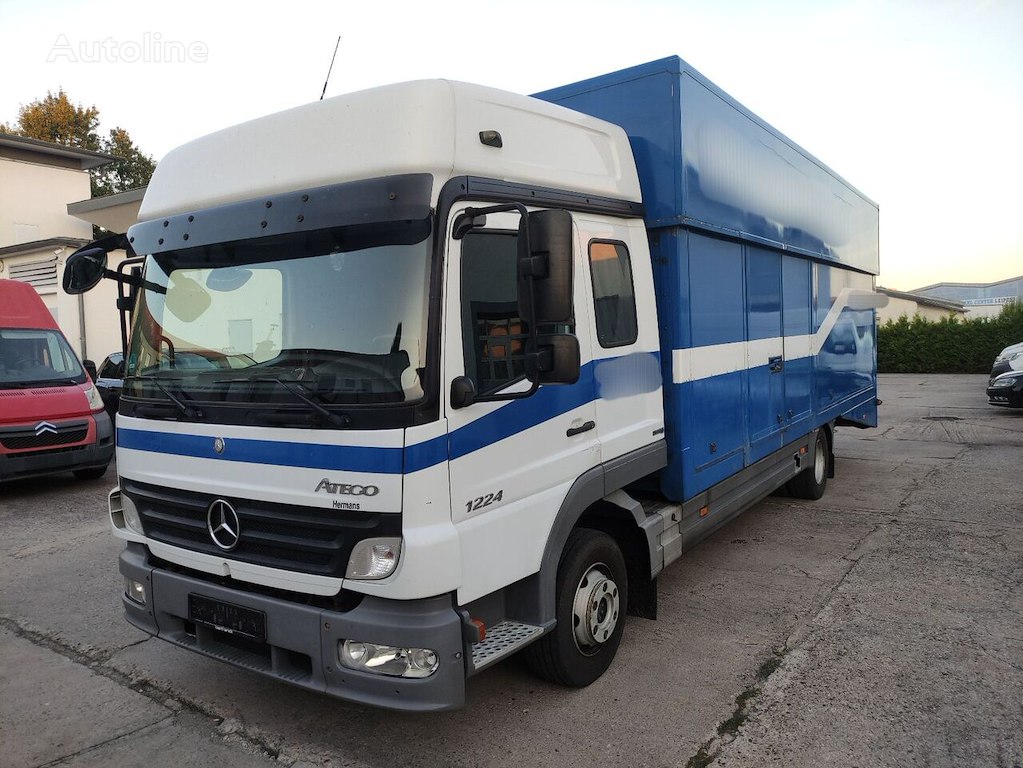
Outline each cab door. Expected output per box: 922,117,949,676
443,205,599,604
577,215,663,465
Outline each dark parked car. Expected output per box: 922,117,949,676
989,341,1023,380
95,352,124,420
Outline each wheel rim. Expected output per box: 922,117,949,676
572,563,620,654
813,437,826,484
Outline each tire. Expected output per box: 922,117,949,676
525,528,628,687
788,429,829,500
73,465,109,481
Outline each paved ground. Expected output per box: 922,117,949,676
1,374,1020,768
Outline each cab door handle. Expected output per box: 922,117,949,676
566,420,596,437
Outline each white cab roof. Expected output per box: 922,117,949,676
139,80,641,221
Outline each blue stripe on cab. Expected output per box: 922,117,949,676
117,428,404,474
403,434,448,474
447,364,596,461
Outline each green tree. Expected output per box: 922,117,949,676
2,89,154,197
91,127,157,197
1,89,101,150
878,300,1023,373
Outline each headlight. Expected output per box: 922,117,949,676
991,376,1021,388
110,490,144,535
121,494,144,534
339,640,439,678
84,383,105,412
345,537,401,579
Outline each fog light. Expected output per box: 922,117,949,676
345,537,401,580
339,639,439,678
124,577,146,605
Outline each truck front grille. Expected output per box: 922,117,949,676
121,479,401,579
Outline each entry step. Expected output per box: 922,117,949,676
471,621,543,671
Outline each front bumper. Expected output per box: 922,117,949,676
0,410,114,481
118,544,467,711
986,382,1023,408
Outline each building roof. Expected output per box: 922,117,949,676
0,132,117,171
877,287,966,313
912,275,1023,292
68,186,145,234
0,236,89,259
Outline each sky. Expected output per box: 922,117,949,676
1,0,1020,291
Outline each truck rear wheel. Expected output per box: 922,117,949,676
788,429,829,500
525,528,628,687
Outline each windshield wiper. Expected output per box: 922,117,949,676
4,378,79,388
130,375,203,420
231,376,350,428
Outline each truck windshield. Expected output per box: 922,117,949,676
125,219,432,414
0,328,86,387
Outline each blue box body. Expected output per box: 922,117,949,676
537,57,880,502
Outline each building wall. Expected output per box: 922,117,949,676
0,155,123,362
0,157,93,245
877,295,963,325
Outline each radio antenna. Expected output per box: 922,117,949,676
320,36,341,100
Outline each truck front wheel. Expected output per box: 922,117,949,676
525,528,628,687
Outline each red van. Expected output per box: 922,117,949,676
0,279,113,483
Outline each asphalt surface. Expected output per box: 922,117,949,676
1,374,1020,768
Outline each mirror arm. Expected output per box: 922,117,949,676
471,377,539,405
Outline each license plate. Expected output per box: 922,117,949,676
188,594,266,642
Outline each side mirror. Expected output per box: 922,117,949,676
518,209,573,324
63,248,109,294
450,375,477,409
62,232,134,295
83,359,98,381
532,333,580,385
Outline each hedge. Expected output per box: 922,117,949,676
877,301,1023,373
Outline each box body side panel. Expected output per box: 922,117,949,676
535,57,879,275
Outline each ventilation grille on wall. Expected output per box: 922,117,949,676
9,258,58,287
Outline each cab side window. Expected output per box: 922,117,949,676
589,240,637,347
461,230,528,394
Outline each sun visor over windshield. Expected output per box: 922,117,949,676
127,174,433,257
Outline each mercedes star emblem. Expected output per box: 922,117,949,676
206,499,241,551
213,437,226,454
